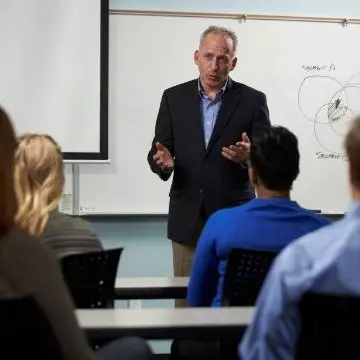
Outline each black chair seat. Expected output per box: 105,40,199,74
61,248,122,309
222,248,277,306
296,292,360,360
0,296,62,359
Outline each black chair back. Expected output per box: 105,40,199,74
222,248,277,306
61,248,122,308
0,296,62,359
296,292,360,360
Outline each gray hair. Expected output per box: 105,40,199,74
200,26,238,55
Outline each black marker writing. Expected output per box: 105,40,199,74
302,64,336,72
316,152,348,161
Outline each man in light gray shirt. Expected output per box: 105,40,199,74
240,115,360,360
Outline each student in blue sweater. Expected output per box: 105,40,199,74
187,125,330,307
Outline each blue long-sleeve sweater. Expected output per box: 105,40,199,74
187,198,330,307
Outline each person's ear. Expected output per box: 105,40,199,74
194,49,200,65
230,57,237,71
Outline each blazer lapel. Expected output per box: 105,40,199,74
206,79,242,155
184,80,206,155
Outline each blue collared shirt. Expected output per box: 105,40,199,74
240,203,360,360
198,79,227,147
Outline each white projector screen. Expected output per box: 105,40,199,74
0,0,109,161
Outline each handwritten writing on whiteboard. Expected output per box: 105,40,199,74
316,152,348,161
302,64,336,72
298,70,360,154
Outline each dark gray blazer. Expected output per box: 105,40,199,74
148,78,271,243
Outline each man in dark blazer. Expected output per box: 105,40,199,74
147,26,270,303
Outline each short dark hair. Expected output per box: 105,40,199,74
345,115,360,187
250,126,300,191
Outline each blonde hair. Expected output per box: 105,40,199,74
14,134,64,236
0,106,18,236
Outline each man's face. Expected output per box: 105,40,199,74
194,33,237,90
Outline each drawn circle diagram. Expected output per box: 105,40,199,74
298,73,360,153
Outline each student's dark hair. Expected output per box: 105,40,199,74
250,126,300,191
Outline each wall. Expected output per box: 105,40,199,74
88,215,172,300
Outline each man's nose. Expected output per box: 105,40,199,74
210,58,218,71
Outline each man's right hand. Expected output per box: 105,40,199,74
153,142,174,169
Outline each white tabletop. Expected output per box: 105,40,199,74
77,307,254,339
115,277,188,289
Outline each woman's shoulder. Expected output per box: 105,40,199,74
2,227,56,264
4,227,41,248
0,227,60,296
46,210,95,233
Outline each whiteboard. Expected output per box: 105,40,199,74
0,0,108,161
78,14,360,214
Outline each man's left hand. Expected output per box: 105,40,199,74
222,132,250,164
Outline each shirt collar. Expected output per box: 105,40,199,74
198,77,229,98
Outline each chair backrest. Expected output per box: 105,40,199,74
0,296,62,360
61,248,122,308
296,292,360,360
222,248,277,306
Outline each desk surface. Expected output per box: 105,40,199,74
115,277,189,300
77,307,253,339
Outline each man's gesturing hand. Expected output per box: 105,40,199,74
153,142,174,169
222,132,251,164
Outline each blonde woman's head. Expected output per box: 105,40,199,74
14,134,64,236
